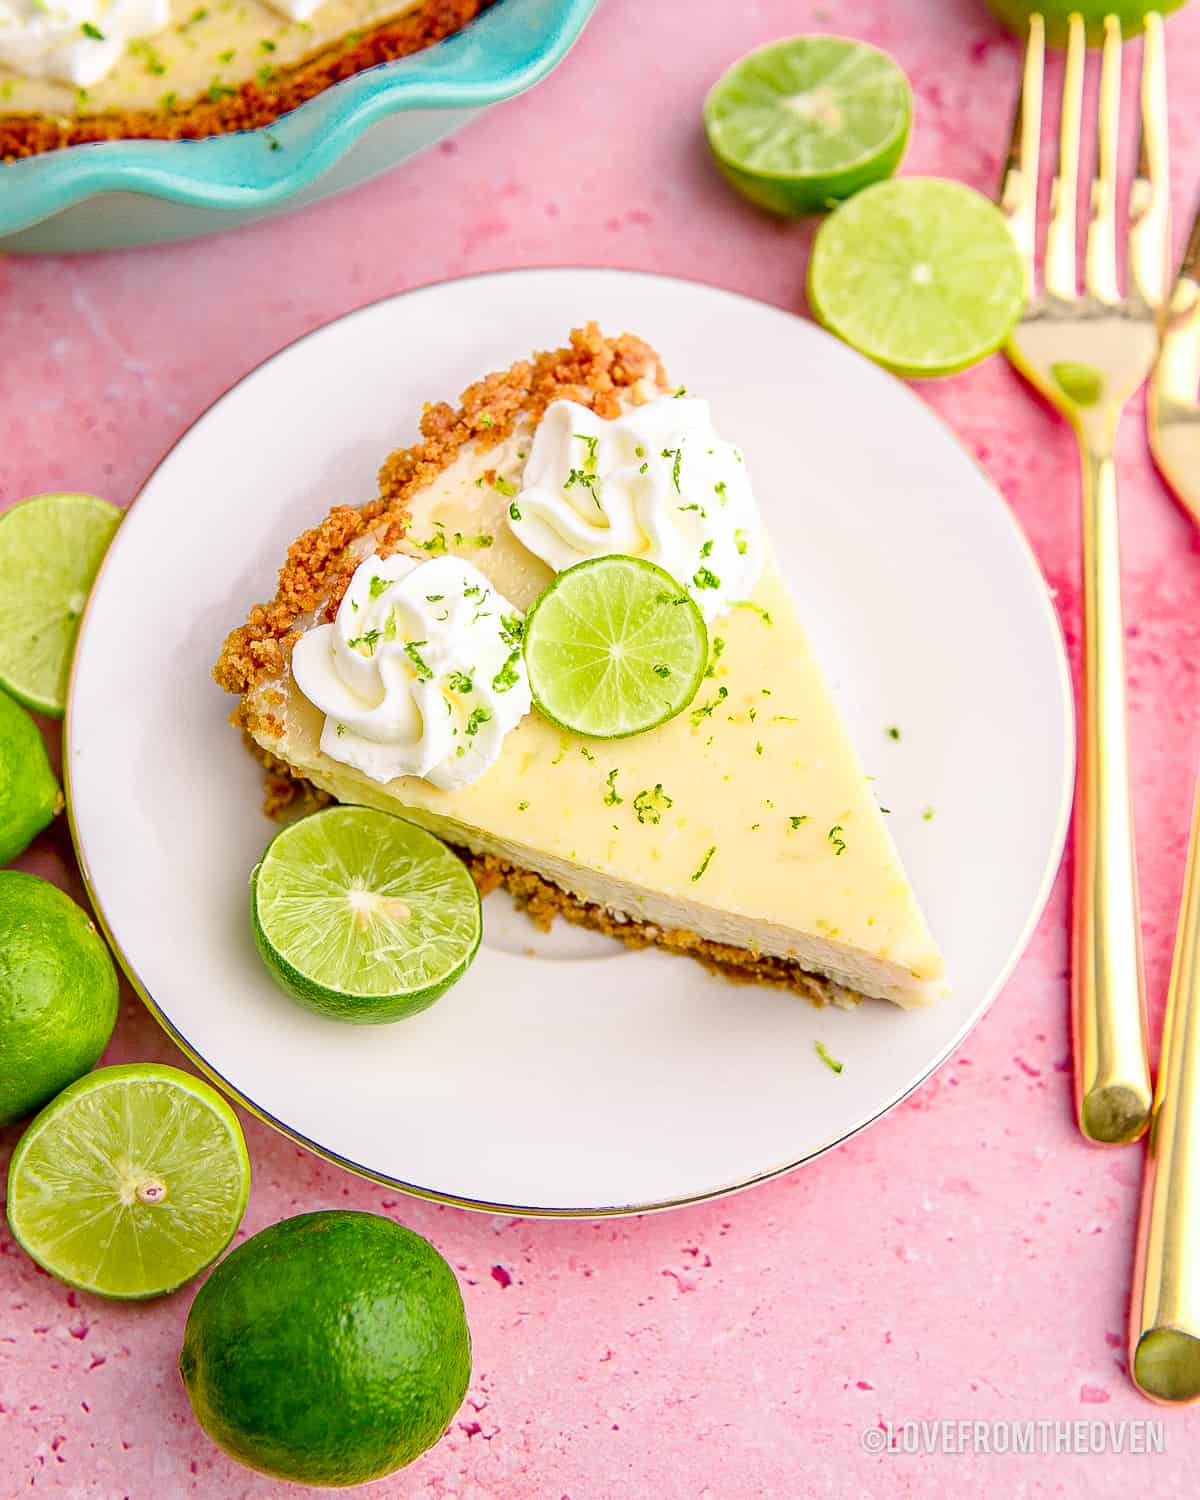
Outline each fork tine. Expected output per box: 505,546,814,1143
1046,12,1086,300
999,14,1044,298
1152,198,1200,411
1130,11,1170,310
1085,15,1122,303
1180,198,1200,287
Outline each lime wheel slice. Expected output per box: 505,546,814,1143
522,556,708,740
808,177,1025,377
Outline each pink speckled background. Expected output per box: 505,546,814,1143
4,0,1200,1493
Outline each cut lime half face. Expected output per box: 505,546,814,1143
705,35,912,217
5,1063,250,1300
252,806,482,1023
0,492,121,717
808,177,1026,377
522,556,708,740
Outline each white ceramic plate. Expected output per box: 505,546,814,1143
67,269,1074,1215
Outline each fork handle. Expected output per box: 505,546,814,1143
1072,445,1153,1144
1130,761,1200,1402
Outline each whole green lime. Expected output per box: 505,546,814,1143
0,690,61,866
179,1210,472,1487
985,0,1187,44
0,872,119,1127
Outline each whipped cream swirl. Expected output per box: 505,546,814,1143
0,0,169,86
265,0,324,19
509,395,764,623
292,553,531,792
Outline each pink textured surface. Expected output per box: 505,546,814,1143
4,0,1200,1493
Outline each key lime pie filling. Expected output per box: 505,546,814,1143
0,0,490,158
215,324,947,1010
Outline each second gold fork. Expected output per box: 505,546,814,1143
999,12,1168,1143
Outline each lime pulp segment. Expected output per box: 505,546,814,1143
0,493,121,717
705,35,912,216
808,177,1026,377
5,1063,250,1299
522,556,708,740
252,806,482,1023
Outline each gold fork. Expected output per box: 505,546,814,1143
1000,12,1167,1143
1129,203,1200,1403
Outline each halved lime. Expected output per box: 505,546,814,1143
6,1063,250,1300
0,493,121,717
523,557,707,740
809,177,1026,377
704,36,912,217
251,806,482,1023
0,691,62,867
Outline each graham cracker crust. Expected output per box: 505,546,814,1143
463,853,864,1008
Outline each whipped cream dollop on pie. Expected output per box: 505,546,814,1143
0,0,169,85
291,552,530,792
510,395,764,624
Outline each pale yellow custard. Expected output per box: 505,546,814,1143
0,0,418,116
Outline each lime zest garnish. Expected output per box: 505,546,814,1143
815,1041,844,1075
732,600,772,624
632,784,673,826
690,685,728,726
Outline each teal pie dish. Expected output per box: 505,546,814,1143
0,0,596,254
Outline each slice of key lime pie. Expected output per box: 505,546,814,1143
215,325,945,1008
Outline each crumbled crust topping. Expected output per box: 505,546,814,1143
213,323,665,699
0,0,491,160
376,321,665,505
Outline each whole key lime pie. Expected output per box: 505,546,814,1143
215,325,946,1009
0,0,491,158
